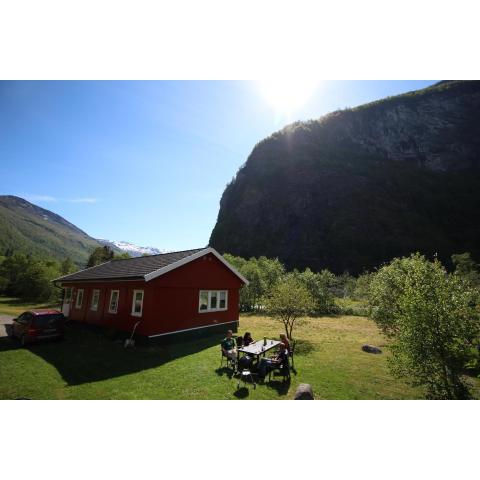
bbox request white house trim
[131,289,144,317]
[143,247,249,285]
[148,319,238,338]
[108,289,120,314]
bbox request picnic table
[238,339,281,363]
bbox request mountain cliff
[0,195,103,265]
[210,81,480,274]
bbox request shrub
[369,253,480,399]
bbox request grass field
[0,296,60,317]
[1,297,478,400]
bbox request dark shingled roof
[56,248,206,282]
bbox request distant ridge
[0,195,103,265]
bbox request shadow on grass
[0,333,19,352]
[233,387,249,399]
[215,366,235,379]
[0,322,224,386]
[293,339,315,356]
[265,376,290,396]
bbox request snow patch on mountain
[97,239,167,257]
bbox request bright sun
[258,79,319,114]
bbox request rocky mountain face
[209,81,480,274]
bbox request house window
[219,290,227,309]
[199,291,208,311]
[210,291,218,309]
[75,289,84,309]
[198,290,228,313]
[64,287,72,303]
[131,290,144,317]
[109,290,119,314]
[91,289,100,311]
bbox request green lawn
[1,299,478,399]
[0,296,60,317]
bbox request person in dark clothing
[257,343,289,378]
[243,331,255,346]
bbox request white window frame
[131,289,144,317]
[75,289,84,309]
[109,289,120,314]
[198,290,228,313]
[64,287,73,303]
[90,289,100,311]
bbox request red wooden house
[54,247,248,338]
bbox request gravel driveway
[0,314,13,337]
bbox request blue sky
[0,80,436,250]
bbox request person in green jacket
[221,330,237,367]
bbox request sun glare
[259,79,319,114]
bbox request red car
[11,310,65,346]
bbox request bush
[369,253,480,399]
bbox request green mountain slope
[0,195,102,266]
[210,81,480,274]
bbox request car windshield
[32,314,63,328]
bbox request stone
[362,344,382,354]
[294,383,314,400]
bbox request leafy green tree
[257,256,285,292]
[293,268,336,314]
[0,253,61,301]
[86,246,115,268]
[331,272,356,298]
[0,253,30,294]
[16,261,61,301]
[353,272,374,300]
[369,253,479,399]
[60,257,77,275]
[264,275,315,339]
[114,252,132,260]
[223,254,285,311]
[452,252,480,286]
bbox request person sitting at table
[243,331,255,347]
[221,330,237,366]
[257,342,289,378]
[280,333,290,353]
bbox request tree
[264,275,315,339]
[369,253,480,399]
[353,272,374,300]
[452,252,480,287]
[293,268,336,314]
[86,246,115,268]
[60,257,76,275]
[0,253,61,301]
[223,254,285,312]
[16,261,60,301]
[114,252,131,260]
